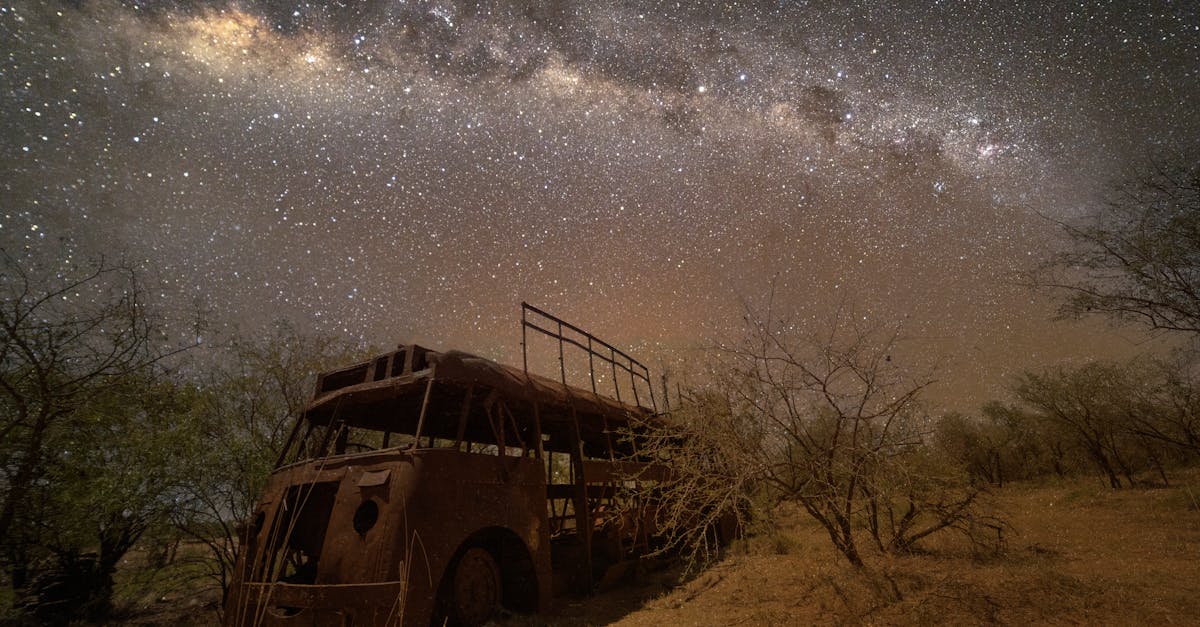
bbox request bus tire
[443,546,502,627]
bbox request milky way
[3,1,1198,408]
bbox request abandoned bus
[225,304,668,626]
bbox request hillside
[536,473,1200,625]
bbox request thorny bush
[631,299,1005,569]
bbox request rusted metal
[519,302,656,413]
[225,307,670,626]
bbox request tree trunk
[0,409,53,545]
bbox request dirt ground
[113,472,1200,625]
[528,472,1200,626]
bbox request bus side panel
[397,450,552,625]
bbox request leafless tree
[631,385,764,567]
[1126,355,1200,460]
[641,297,998,568]
[1040,158,1200,335]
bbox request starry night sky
[3,1,1198,409]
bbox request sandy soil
[535,473,1200,625]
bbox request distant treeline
[935,357,1200,489]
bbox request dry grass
[548,470,1200,626]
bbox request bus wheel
[449,547,502,626]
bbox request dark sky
[3,1,1197,409]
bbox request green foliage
[0,250,192,622]
[0,248,367,622]
[7,379,201,620]
[168,322,365,603]
[41,377,194,553]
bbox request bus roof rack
[521,302,657,414]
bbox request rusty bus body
[225,305,666,626]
